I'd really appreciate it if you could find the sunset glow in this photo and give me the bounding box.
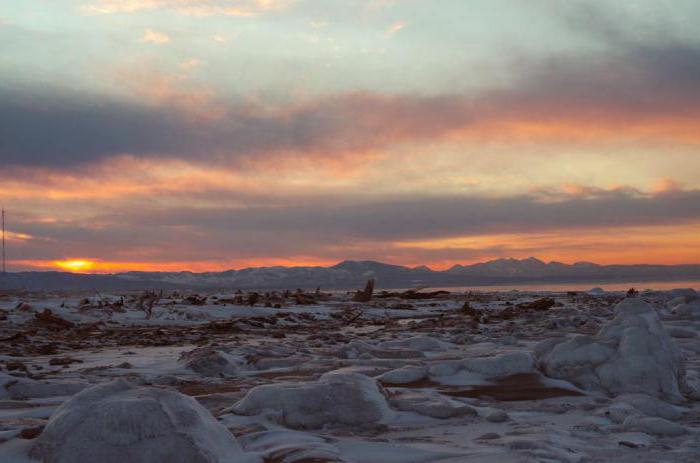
[1,0,699,273]
[54,260,96,273]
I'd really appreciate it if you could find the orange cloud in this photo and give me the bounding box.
[16,256,337,274]
[393,222,700,269]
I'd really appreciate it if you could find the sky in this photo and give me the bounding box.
[1,0,700,273]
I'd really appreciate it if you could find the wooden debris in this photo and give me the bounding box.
[352,279,375,302]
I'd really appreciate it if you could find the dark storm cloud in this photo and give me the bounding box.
[11,189,700,261]
[3,20,700,169]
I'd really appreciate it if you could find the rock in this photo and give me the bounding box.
[536,298,689,402]
[389,390,477,419]
[20,426,44,439]
[30,380,249,463]
[231,372,391,429]
[622,416,687,436]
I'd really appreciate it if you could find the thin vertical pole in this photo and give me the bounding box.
[1,208,5,274]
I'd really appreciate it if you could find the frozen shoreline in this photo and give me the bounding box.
[1,287,699,462]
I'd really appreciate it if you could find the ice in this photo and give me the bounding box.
[622,416,688,436]
[179,347,245,377]
[30,379,254,463]
[230,371,392,429]
[2,288,699,462]
[0,373,86,400]
[388,390,477,418]
[536,298,689,401]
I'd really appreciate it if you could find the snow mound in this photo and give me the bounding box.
[669,288,697,299]
[31,379,251,463]
[179,347,244,377]
[389,390,477,418]
[231,372,391,429]
[378,336,453,352]
[670,300,700,319]
[428,352,535,385]
[0,372,86,400]
[378,365,428,385]
[614,394,684,420]
[622,416,687,436]
[337,340,424,359]
[536,298,688,402]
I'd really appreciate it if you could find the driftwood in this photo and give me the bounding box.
[352,279,375,302]
[376,289,450,300]
[137,290,163,319]
[34,309,74,330]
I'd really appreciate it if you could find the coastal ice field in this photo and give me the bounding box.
[1,286,699,462]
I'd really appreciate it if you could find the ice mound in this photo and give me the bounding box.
[429,352,535,383]
[179,347,245,377]
[536,298,688,402]
[31,379,251,463]
[670,299,700,318]
[389,390,477,418]
[231,372,391,429]
[378,365,429,385]
[622,416,687,436]
[613,393,684,420]
[0,372,86,400]
[376,352,535,387]
[378,336,453,352]
[337,340,425,359]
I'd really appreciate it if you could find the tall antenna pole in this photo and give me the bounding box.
[2,208,5,274]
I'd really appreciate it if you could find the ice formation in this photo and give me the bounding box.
[536,298,688,401]
[31,380,252,463]
[231,371,391,429]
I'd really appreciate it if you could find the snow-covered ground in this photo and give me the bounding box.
[1,287,699,462]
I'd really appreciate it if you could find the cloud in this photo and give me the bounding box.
[3,8,700,169]
[83,0,291,16]
[140,28,170,44]
[8,187,700,265]
[385,21,406,37]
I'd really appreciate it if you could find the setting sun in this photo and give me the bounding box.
[54,260,96,273]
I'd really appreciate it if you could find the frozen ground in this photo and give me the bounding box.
[1,286,699,462]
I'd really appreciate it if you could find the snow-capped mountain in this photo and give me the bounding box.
[1,258,699,291]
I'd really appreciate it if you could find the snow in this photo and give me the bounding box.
[536,297,689,402]
[622,416,688,436]
[30,379,255,463]
[0,373,87,400]
[389,390,477,418]
[231,371,392,429]
[1,288,699,462]
[179,347,245,377]
[378,365,428,385]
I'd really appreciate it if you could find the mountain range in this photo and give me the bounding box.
[1,257,700,291]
